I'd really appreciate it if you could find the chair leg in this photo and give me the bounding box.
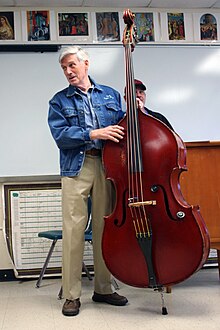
[112,278,120,290]
[82,261,93,280]
[58,286,63,300]
[36,239,57,288]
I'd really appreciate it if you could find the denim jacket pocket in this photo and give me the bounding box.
[62,107,79,126]
[105,102,121,124]
[105,102,120,111]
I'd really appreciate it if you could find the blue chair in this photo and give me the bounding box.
[36,198,92,291]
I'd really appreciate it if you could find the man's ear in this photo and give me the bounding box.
[85,59,89,68]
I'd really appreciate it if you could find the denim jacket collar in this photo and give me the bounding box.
[66,76,103,97]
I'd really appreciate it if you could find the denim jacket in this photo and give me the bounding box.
[48,77,124,177]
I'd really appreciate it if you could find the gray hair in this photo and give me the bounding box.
[59,46,89,63]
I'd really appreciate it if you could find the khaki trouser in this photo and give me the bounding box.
[61,155,114,300]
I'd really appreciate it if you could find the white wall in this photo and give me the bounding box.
[0,44,220,178]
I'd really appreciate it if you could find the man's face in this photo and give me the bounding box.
[135,87,146,104]
[61,53,89,86]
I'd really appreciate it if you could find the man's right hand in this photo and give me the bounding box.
[90,125,125,143]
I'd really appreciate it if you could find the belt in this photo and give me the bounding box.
[85,148,102,156]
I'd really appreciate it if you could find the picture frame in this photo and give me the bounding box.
[92,11,121,43]
[2,8,220,46]
[21,9,56,42]
[56,11,92,43]
[3,183,63,277]
[133,11,160,42]
[160,11,193,42]
[0,10,21,42]
[193,12,219,42]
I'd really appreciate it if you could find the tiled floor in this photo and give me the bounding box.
[0,267,219,330]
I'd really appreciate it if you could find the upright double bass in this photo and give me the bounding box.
[102,9,210,312]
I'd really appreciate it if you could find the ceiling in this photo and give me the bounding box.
[1,0,220,9]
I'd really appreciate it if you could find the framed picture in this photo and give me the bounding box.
[92,11,121,43]
[21,10,51,42]
[167,13,185,40]
[133,12,160,42]
[57,11,91,43]
[193,12,219,42]
[160,12,193,42]
[0,11,17,41]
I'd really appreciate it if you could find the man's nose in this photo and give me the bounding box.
[66,66,72,74]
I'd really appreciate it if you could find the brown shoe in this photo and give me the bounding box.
[62,298,81,316]
[92,292,128,306]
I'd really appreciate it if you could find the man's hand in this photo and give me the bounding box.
[136,98,145,112]
[90,125,125,143]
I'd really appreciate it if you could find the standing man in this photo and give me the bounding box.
[125,79,174,130]
[48,46,128,317]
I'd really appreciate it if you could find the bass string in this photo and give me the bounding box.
[125,43,150,237]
